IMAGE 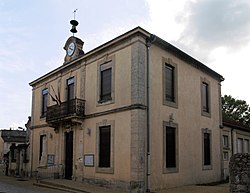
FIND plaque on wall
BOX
[47,154,55,164]
[84,154,94,167]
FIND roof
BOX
[223,119,250,132]
[150,34,224,81]
[29,26,224,86]
[1,130,27,143]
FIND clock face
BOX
[67,42,76,56]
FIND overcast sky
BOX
[1,0,250,129]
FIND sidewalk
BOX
[155,183,229,193]
[35,178,229,193]
[1,164,229,193]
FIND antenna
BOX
[70,9,79,36]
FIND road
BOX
[0,164,65,193]
[0,164,229,193]
[0,178,67,193]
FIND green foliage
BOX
[222,95,250,126]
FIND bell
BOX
[70,26,77,33]
[70,20,78,26]
[70,19,78,34]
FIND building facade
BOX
[0,129,28,176]
[0,130,4,163]
[29,26,224,192]
[222,119,250,180]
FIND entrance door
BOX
[65,131,73,179]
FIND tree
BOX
[222,95,250,126]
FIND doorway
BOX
[65,131,73,179]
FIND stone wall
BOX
[229,153,250,193]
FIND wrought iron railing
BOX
[46,98,85,123]
[35,164,64,181]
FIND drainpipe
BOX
[29,91,35,178]
[145,34,156,193]
[231,128,234,155]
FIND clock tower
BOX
[63,17,84,64]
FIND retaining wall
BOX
[229,153,250,193]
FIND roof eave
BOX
[151,35,224,82]
[29,27,151,86]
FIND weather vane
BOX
[73,9,78,19]
[70,9,79,36]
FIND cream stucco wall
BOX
[83,112,131,181]
[29,28,223,191]
[0,131,4,162]
[149,45,222,189]
[30,37,135,185]
[222,125,250,180]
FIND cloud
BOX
[178,0,250,52]
[145,0,190,41]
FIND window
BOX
[99,126,111,168]
[39,135,46,161]
[201,78,211,117]
[223,151,229,161]
[23,148,29,163]
[162,58,178,108]
[204,133,211,165]
[223,135,229,148]
[101,68,111,101]
[10,143,16,162]
[165,64,175,102]
[202,129,212,170]
[237,138,243,153]
[163,121,178,173]
[244,139,249,153]
[202,82,209,112]
[166,127,176,168]
[100,62,112,102]
[67,77,75,101]
[97,56,115,104]
[96,120,114,173]
[41,88,48,117]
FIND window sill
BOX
[96,167,114,174]
[163,100,178,109]
[201,111,211,118]
[40,114,46,119]
[163,167,178,174]
[202,165,212,170]
[97,99,114,106]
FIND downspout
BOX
[231,128,234,155]
[218,82,224,180]
[29,90,35,178]
[145,34,156,193]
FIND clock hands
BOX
[67,42,75,56]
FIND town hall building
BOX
[29,22,224,192]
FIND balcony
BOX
[46,98,85,125]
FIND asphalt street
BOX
[0,164,65,193]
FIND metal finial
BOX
[73,9,78,20]
[70,9,79,36]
